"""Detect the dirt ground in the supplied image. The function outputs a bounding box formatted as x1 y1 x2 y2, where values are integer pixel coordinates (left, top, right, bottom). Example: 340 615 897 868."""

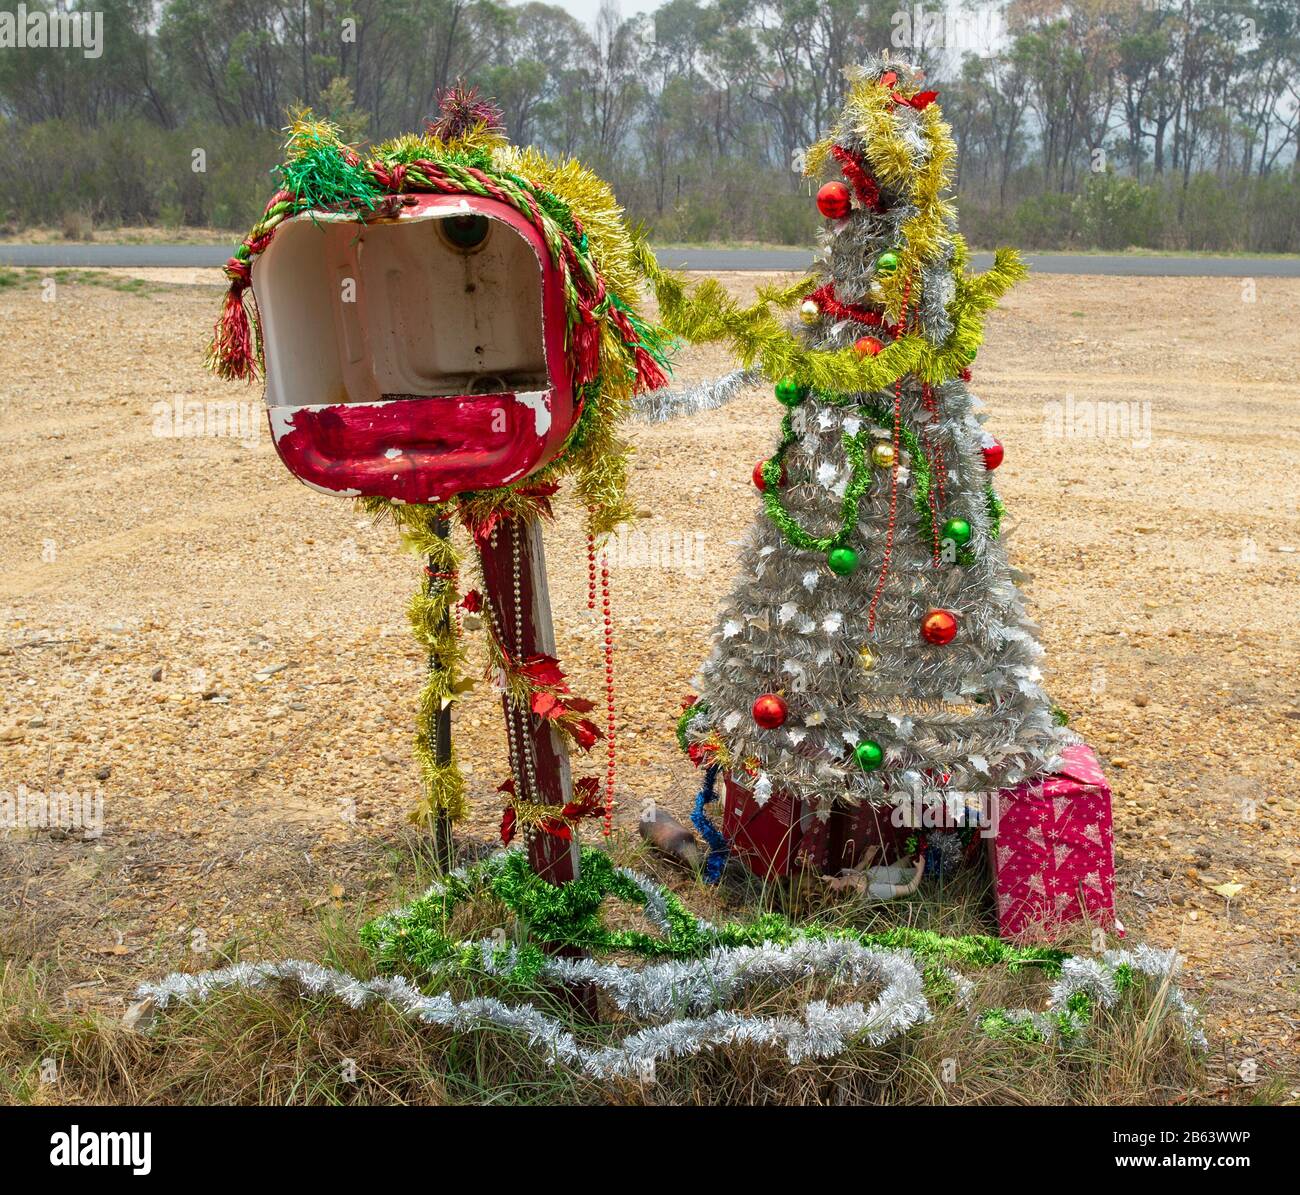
1 266 1297 1084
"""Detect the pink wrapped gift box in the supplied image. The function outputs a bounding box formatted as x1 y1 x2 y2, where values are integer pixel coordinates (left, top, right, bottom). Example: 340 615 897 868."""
988 742 1118 940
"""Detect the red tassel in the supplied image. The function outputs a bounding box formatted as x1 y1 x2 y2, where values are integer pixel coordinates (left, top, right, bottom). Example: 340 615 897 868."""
634 346 668 392
208 286 259 382
605 303 667 392
572 305 602 384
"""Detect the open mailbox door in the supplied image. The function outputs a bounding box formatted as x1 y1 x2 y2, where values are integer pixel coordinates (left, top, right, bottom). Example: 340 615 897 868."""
251 193 578 503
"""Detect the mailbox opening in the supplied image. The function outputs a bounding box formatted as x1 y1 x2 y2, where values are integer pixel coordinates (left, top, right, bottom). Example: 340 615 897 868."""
251 194 575 504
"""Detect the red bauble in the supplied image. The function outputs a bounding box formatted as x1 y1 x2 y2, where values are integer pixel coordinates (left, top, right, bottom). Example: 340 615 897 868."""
982 438 1004 470
816 181 852 219
752 693 788 729
854 336 885 357
753 458 787 491
920 608 959 645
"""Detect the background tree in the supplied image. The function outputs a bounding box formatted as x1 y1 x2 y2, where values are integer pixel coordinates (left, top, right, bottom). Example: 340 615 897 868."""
0 0 1295 250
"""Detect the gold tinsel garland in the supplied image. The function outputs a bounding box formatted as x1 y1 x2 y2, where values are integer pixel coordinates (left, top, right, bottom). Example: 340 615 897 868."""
635 241 1025 393
361 499 470 825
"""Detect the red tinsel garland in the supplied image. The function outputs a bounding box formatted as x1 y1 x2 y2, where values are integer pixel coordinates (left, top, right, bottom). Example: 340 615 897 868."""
830 144 884 212
805 282 904 337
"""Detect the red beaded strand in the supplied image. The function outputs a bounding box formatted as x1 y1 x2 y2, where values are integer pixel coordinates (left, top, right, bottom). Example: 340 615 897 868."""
600 552 617 836
920 381 945 565
868 375 903 633
868 275 913 631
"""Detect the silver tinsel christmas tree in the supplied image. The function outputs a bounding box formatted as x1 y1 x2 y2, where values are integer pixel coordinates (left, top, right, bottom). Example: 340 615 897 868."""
676 58 1069 825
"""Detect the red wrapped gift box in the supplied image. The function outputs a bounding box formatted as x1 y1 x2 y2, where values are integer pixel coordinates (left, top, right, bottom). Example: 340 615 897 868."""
988 742 1118 940
722 774 906 880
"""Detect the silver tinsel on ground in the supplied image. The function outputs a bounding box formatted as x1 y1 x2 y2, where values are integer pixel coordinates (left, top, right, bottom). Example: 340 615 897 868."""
137 944 929 1080
135 859 1204 1079
631 368 761 423
987 946 1207 1050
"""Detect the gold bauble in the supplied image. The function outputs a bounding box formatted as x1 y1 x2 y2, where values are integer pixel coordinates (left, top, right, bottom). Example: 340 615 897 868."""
799 299 820 324
859 645 876 671
871 442 896 469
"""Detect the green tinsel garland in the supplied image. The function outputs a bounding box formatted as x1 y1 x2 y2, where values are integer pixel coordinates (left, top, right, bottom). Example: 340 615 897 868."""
760 391 940 559
980 963 1137 1044
357 848 1204 1055
277 142 382 215
676 699 708 752
361 846 1067 986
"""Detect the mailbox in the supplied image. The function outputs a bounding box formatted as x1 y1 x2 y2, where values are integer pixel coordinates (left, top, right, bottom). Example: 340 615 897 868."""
251 193 578 504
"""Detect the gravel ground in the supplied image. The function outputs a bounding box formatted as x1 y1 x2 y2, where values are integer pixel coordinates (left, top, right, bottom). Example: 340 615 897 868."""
0 267 1297 1080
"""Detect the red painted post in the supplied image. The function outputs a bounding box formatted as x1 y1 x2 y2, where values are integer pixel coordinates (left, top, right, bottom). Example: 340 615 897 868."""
477 514 581 886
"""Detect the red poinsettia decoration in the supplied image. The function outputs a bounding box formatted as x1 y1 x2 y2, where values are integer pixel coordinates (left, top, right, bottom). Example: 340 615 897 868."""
891 89 939 111
686 741 715 767
499 776 603 844
507 652 603 753
459 589 482 613
518 653 566 688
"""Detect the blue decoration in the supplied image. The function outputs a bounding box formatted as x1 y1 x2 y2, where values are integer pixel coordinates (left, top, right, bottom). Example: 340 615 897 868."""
690 764 729 884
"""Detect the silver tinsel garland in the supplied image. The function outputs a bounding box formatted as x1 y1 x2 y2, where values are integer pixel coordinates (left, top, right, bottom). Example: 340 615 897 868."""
136 945 930 1080
134 861 1204 1080
631 368 761 423
987 945 1207 1050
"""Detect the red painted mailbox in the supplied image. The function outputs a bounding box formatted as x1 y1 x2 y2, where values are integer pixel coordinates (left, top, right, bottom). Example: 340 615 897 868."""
252 194 579 503
208 96 670 891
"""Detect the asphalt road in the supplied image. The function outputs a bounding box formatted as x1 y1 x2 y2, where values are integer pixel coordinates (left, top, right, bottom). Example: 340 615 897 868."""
1 242 1295 276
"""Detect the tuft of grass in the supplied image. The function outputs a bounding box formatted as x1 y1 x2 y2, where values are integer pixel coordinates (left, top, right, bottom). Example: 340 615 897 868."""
0 831 1255 1106
0 266 191 296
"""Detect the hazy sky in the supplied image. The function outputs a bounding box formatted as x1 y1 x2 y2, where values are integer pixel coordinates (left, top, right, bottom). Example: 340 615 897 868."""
555 0 668 30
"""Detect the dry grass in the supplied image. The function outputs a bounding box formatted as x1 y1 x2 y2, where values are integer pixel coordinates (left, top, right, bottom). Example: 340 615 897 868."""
0 835 1229 1107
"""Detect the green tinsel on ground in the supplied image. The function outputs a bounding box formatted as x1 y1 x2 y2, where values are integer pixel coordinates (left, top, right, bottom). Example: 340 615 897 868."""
361 845 1067 984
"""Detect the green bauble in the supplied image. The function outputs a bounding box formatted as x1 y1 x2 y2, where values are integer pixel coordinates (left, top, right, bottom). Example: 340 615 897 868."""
854 740 884 772
827 546 859 576
964 347 979 364
877 250 900 273
942 518 972 547
775 377 808 407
